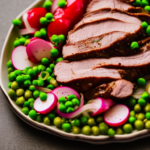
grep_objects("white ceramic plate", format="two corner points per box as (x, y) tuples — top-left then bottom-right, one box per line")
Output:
(1, 0), (150, 144)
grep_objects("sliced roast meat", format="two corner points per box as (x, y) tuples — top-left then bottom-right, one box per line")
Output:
(84, 80), (134, 99)
(74, 9), (142, 30)
(63, 30), (144, 61)
(87, 0), (140, 13)
(61, 50), (150, 70)
(67, 20), (142, 44)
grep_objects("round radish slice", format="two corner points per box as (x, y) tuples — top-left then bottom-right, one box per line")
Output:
(51, 86), (80, 99)
(26, 39), (54, 63)
(34, 93), (57, 115)
(11, 46), (36, 70)
(104, 104), (129, 127)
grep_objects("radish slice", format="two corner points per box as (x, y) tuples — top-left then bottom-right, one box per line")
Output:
(57, 97), (113, 119)
(51, 86), (80, 99)
(51, 0), (59, 14)
(104, 104), (130, 127)
(26, 39), (54, 63)
(11, 46), (36, 70)
(34, 93), (57, 115)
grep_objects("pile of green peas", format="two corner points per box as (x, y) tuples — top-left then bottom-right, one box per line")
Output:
(133, 0), (150, 11)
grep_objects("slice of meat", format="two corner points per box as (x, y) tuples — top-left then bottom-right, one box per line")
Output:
(62, 50), (150, 70)
(63, 30), (144, 61)
(87, 0), (140, 13)
(67, 20), (142, 44)
(84, 80), (134, 99)
(74, 9), (142, 31)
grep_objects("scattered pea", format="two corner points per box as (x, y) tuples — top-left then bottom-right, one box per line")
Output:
(141, 21), (148, 29)
(56, 57), (63, 63)
(36, 114), (42, 122)
(62, 123), (71, 132)
(128, 97), (136, 108)
(134, 0), (142, 6)
(72, 98), (80, 106)
(130, 41), (139, 50)
(80, 116), (88, 125)
(24, 80), (31, 88)
(45, 13), (54, 21)
(123, 124), (133, 133)
(40, 17), (48, 25)
(108, 128), (115, 137)
(24, 90), (32, 99)
(40, 28), (47, 38)
(72, 119), (80, 127)
(29, 85), (36, 92)
(96, 116), (103, 124)
(23, 101), (30, 107)
(51, 35), (60, 43)
(21, 107), (29, 115)
(11, 81), (19, 90)
(43, 116), (51, 125)
(82, 125), (91, 135)
(41, 58), (50, 65)
(29, 110), (37, 120)
(8, 82), (12, 88)
(145, 6), (150, 12)
(99, 122), (109, 135)
(46, 67), (52, 74)
(59, 103), (66, 113)
(128, 116), (136, 124)
(58, 97), (67, 103)
(67, 95), (77, 101)
(116, 128), (123, 135)
(50, 49), (59, 57)
(53, 117), (62, 128)
(16, 96), (25, 105)
(47, 84), (54, 90)
(145, 120), (150, 129)
(130, 110), (136, 117)
(49, 63), (55, 70)
(138, 98), (146, 107)
(146, 25), (150, 36)
(87, 118), (96, 126)
(40, 92), (47, 101)
(134, 120), (144, 130)
(12, 19), (22, 26)
(134, 104), (141, 113)
(145, 112), (150, 120)
(141, 92), (149, 100)
(16, 89), (24, 97)
(8, 89), (16, 100)
(58, 0), (67, 7)
(144, 103), (150, 112)
(66, 107), (74, 113)
(59, 34), (65, 42)
(8, 67), (14, 74)
(137, 113), (145, 121)
(72, 126), (80, 134)
(91, 126), (100, 136)
(47, 113), (56, 122)
(43, 0), (52, 10)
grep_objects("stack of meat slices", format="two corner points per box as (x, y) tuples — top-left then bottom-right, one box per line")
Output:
(54, 0), (150, 100)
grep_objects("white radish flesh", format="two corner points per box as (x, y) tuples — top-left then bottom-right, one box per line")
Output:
(26, 39), (54, 62)
(11, 46), (36, 70)
(34, 93), (57, 115)
(104, 104), (129, 127)
(51, 86), (80, 99)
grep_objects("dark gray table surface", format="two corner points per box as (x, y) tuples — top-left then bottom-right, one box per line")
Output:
(0, 0), (150, 149)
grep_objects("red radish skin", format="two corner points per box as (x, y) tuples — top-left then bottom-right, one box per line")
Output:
(51, 86), (80, 99)
(104, 104), (130, 127)
(34, 93), (57, 115)
(26, 39), (54, 63)
(11, 46), (36, 70)
(92, 98), (114, 116)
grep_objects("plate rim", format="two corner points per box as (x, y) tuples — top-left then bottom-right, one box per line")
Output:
(1, 0), (150, 145)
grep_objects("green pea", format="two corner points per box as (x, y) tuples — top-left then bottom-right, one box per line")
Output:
(16, 75), (24, 84)
(41, 58), (50, 65)
(43, 0), (52, 10)
(19, 37), (26, 45)
(87, 118), (96, 126)
(49, 63), (55, 70)
(72, 119), (80, 127)
(29, 85), (36, 92)
(128, 116), (136, 124)
(134, 104), (141, 113)
(9, 72), (17, 81)
(116, 128), (123, 135)
(38, 79), (44, 87)
(56, 57), (63, 63)
(58, 103), (66, 113)
(24, 90), (32, 99)
(51, 35), (60, 43)
(11, 81), (19, 91)
(40, 17), (48, 25)
(128, 97), (136, 108)
(47, 76), (53, 83)
(23, 101), (30, 107)
(82, 125), (91, 135)
(134, 0), (142, 6)
(50, 48), (59, 57)
(8, 89), (16, 100)
(145, 6), (150, 12)
(72, 98), (80, 106)
(65, 101), (73, 108)
(130, 41), (139, 50)
(16, 96), (25, 105)
(47, 113), (56, 122)
(8, 67), (14, 74)
(53, 117), (62, 128)
(16, 89), (24, 97)
(24, 80), (31, 88)
(21, 107), (29, 115)
(141, 21), (148, 29)
(145, 120), (150, 129)
(14, 70), (22, 76)
(7, 60), (13, 68)
(123, 124), (133, 133)
(33, 90), (40, 99)
(59, 34), (65, 42)
(34, 31), (42, 38)
(137, 78), (146, 87)
(46, 67), (52, 74)
(62, 123), (71, 132)
(8, 82), (12, 88)
(141, 92), (149, 100)
(50, 78), (59, 87)
(91, 126), (100, 136)
(72, 126), (80, 134)
(43, 116), (50, 125)
(144, 103), (150, 112)
(32, 66), (38, 75)
(28, 98), (35, 103)
(99, 122), (109, 135)
(80, 116), (88, 125)
(36, 114), (43, 122)
(40, 92), (47, 101)
(27, 69), (36, 78)
(96, 116), (103, 124)
(47, 84), (54, 90)
(145, 112), (150, 120)
(29, 102), (34, 109)
(67, 95), (77, 101)
(51, 72), (55, 78)
(45, 13), (54, 21)
(138, 98), (146, 107)
(29, 110), (37, 120)
(12, 19), (22, 26)
(130, 110), (136, 117)
(108, 128), (115, 137)
(58, 0), (67, 7)
(38, 65), (46, 72)
(58, 97), (66, 104)
(23, 75), (31, 81)
(134, 120), (144, 130)
(40, 28), (47, 38)
(24, 39), (30, 46)
(66, 107), (74, 113)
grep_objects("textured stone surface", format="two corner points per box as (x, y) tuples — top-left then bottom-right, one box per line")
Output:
(0, 0), (150, 149)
